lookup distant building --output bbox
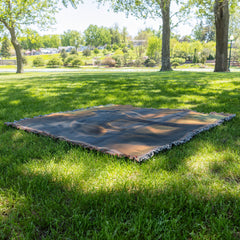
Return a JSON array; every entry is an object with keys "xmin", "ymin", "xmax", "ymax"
[
  {"xmin": 58, "ymin": 46, "xmax": 75, "ymax": 53},
  {"xmin": 39, "ymin": 48, "xmax": 58, "ymax": 54},
  {"xmin": 132, "ymin": 40, "xmax": 147, "ymax": 47},
  {"xmin": 24, "ymin": 50, "xmax": 41, "ymax": 55},
  {"xmin": 78, "ymin": 45, "xmax": 89, "ymax": 52}
]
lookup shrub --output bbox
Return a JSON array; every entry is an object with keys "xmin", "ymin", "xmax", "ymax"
[
  {"xmin": 70, "ymin": 48, "xmax": 78, "ymax": 55},
  {"xmin": 106, "ymin": 45, "xmax": 112, "ymax": 51},
  {"xmin": 112, "ymin": 55, "xmax": 123, "ymax": 67},
  {"xmin": 129, "ymin": 43, "xmax": 134, "ymax": 50},
  {"xmin": 114, "ymin": 49, "xmax": 124, "ymax": 55},
  {"xmin": 171, "ymin": 62, "xmax": 180, "ymax": 68},
  {"xmin": 122, "ymin": 47, "xmax": 128, "ymax": 53},
  {"xmin": 33, "ymin": 56, "xmax": 45, "ymax": 67},
  {"xmin": 94, "ymin": 58, "xmax": 101, "ymax": 66},
  {"xmin": 103, "ymin": 49, "xmax": 108, "ymax": 55},
  {"xmin": 60, "ymin": 49, "xmax": 68, "ymax": 60},
  {"xmin": 170, "ymin": 58, "xmax": 185, "ymax": 65},
  {"xmin": 112, "ymin": 44, "xmax": 119, "ymax": 51},
  {"xmin": 133, "ymin": 58, "xmax": 143, "ymax": 67},
  {"xmin": 82, "ymin": 49, "xmax": 91, "ymax": 57},
  {"xmin": 94, "ymin": 48, "xmax": 99, "ymax": 54},
  {"xmin": 64, "ymin": 56, "xmax": 75, "ymax": 66},
  {"xmin": 144, "ymin": 58, "xmax": 156, "ymax": 67},
  {"xmin": 123, "ymin": 53, "xmax": 130, "ymax": 67},
  {"xmin": 200, "ymin": 56, "xmax": 207, "ymax": 64},
  {"xmin": 208, "ymin": 54, "xmax": 215, "ymax": 60},
  {"xmin": 71, "ymin": 57, "xmax": 83, "ymax": 67},
  {"xmin": 102, "ymin": 57, "xmax": 116, "ymax": 67},
  {"xmin": 47, "ymin": 57, "xmax": 62, "ymax": 68}
]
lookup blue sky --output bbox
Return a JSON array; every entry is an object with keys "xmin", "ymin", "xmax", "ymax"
[{"xmin": 41, "ymin": 1, "xmax": 195, "ymax": 37}]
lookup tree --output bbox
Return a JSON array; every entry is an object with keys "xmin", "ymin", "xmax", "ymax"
[
  {"xmin": 188, "ymin": 0, "xmax": 239, "ymax": 72},
  {"xmin": 229, "ymin": 5, "xmax": 240, "ymax": 40},
  {"xmin": 96, "ymin": 0, "xmax": 177, "ymax": 71},
  {"xmin": 40, "ymin": 34, "xmax": 61, "ymax": 48},
  {"xmin": 0, "ymin": 0, "xmax": 82, "ymax": 73},
  {"xmin": 109, "ymin": 24, "xmax": 121, "ymax": 45},
  {"xmin": 121, "ymin": 27, "xmax": 129, "ymax": 44},
  {"xmin": 1, "ymin": 36, "xmax": 11, "ymax": 59},
  {"xmin": 84, "ymin": 25, "xmax": 111, "ymax": 47},
  {"xmin": 20, "ymin": 29, "xmax": 42, "ymax": 51},
  {"xmin": 193, "ymin": 21, "xmax": 215, "ymax": 42},
  {"xmin": 159, "ymin": 0, "xmax": 172, "ymax": 71},
  {"xmin": 214, "ymin": 0, "xmax": 229, "ymax": 71},
  {"xmin": 134, "ymin": 28, "xmax": 154, "ymax": 44},
  {"xmin": 61, "ymin": 30, "xmax": 83, "ymax": 49},
  {"xmin": 146, "ymin": 36, "xmax": 162, "ymax": 63},
  {"xmin": 0, "ymin": 0, "xmax": 60, "ymax": 73}
]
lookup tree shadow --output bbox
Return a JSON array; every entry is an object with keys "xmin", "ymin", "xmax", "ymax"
[
  {"xmin": 1, "ymin": 149, "xmax": 240, "ymax": 239},
  {"xmin": 0, "ymin": 71, "xmax": 240, "ymax": 239}
]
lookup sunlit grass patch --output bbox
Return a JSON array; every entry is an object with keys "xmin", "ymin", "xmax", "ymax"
[{"xmin": 0, "ymin": 71, "xmax": 239, "ymax": 239}]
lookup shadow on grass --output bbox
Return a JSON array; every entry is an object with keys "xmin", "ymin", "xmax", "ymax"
[
  {"xmin": 1, "ymin": 142, "xmax": 240, "ymax": 239},
  {"xmin": 0, "ymin": 71, "xmax": 240, "ymax": 239}
]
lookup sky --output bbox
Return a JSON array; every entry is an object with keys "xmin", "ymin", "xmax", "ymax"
[{"xmin": 40, "ymin": 1, "xmax": 195, "ymax": 37}]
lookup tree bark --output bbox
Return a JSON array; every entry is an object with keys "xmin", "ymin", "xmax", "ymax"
[
  {"xmin": 160, "ymin": 0, "xmax": 172, "ymax": 71},
  {"xmin": 9, "ymin": 27, "xmax": 24, "ymax": 73},
  {"xmin": 214, "ymin": 0, "xmax": 229, "ymax": 72}
]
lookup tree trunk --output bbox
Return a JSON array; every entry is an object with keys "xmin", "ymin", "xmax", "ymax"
[
  {"xmin": 9, "ymin": 27, "xmax": 24, "ymax": 73},
  {"xmin": 160, "ymin": 0, "xmax": 172, "ymax": 71},
  {"xmin": 214, "ymin": 0, "xmax": 229, "ymax": 72}
]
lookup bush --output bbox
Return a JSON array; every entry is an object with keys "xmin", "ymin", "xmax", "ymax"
[
  {"xmin": 133, "ymin": 58, "xmax": 143, "ymax": 67},
  {"xmin": 106, "ymin": 45, "xmax": 112, "ymax": 51},
  {"xmin": 64, "ymin": 56, "xmax": 75, "ymax": 66},
  {"xmin": 112, "ymin": 55, "xmax": 123, "ymax": 67},
  {"xmin": 144, "ymin": 58, "xmax": 156, "ymax": 67},
  {"xmin": 171, "ymin": 62, "xmax": 180, "ymax": 68},
  {"xmin": 129, "ymin": 43, "xmax": 134, "ymax": 50},
  {"xmin": 60, "ymin": 49, "xmax": 68, "ymax": 60},
  {"xmin": 71, "ymin": 57, "xmax": 83, "ymax": 67},
  {"xmin": 122, "ymin": 47, "xmax": 128, "ymax": 53},
  {"xmin": 112, "ymin": 44, "xmax": 119, "ymax": 51},
  {"xmin": 114, "ymin": 49, "xmax": 124, "ymax": 55},
  {"xmin": 33, "ymin": 56, "xmax": 45, "ymax": 67},
  {"xmin": 70, "ymin": 48, "xmax": 78, "ymax": 55},
  {"xmin": 102, "ymin": 57, "xmax": 116, "ymax": 67},
  {"xmin": 94, "ymin": 48, "xmax": 99, "ymax": 54},
  {"xmin": 200, "ymin": 56, "xmax": 207, "ymax": 64},
  {"xmin": 173, "ymin": 50, "xmax": 187, "ymax": 59},
  {"xmin": 126, "ymin": 60, "xmax": 134, "ymax": 67},
  {"xmin": 94, "ymin": 58, "xmax": 101, "ymax": 66},
  {"xmin": 103, "ymin": 49, "xmax": 108, "ymax": 55},
  {"xmin": 123, "ymin": 53, "xmax": 130, "ymax": 67},
  {"xmin": 82, "ymin": 49, "xmax": 91, "ymax": 57},
  {"xmin": 64, "ymin": 56, "xmax": 83, "ymax": 67},
  {"xmin": 170, "ymin": 58, "xmax": 185, "ymax": 65},
  {"xmin": 47, "ymin": 57, "xmax": 63, "ymax": 68}
]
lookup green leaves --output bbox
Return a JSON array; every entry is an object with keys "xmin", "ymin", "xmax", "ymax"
[
  {"xmin": 0, "ymin": 0, "xmax": 60, "ymax": 31},
  {"xmin": 84, "ymin": 25, "xmax": 111, "ymax": 47}
]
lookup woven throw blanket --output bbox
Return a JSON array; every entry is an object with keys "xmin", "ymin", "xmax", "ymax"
[{"xmin": 5, "ymin": 105, "xmax": 235, "ymax": 162}]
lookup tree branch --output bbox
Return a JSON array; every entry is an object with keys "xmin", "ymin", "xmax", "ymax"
[{"xmin": 0, "ymin": 17, "xmax": 11, "ymax": 30}]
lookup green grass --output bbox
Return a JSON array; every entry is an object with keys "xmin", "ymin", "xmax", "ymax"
[{"xmin": 0, "ymin": 71, "xmax": 239, "ymax": 239}]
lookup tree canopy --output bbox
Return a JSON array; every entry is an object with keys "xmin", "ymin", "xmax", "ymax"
[
  {"xmin": 96, "ymin": 0, "xmax": 184, "ymax": 71},
  {"xmin": 0, "ymin": 0, "xmax": 82, "ymax": 73},
  {"xmin": 61, "ymin": 30, "xmax": 83, "ymax": 49},
  {"xmin": 0, "ymin": 36, "xmax": 11, "ymax": 59},
  {"xmin": 187, "ymin": 0, "xmax": 239, "ymax": 71},
  {"xmin": 84, "ymin": 25, "xmax": 111, "ymax": 47}
]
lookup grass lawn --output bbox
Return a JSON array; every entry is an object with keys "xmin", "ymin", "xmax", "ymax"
[{"xmin": 0, "ymin": 71, "xmax": 239, "ymax": 239}]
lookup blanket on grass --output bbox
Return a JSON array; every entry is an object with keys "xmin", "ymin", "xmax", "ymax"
[{"xmin": 5, "ymin": 105, "xmax": 235, "ymax": 162}]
